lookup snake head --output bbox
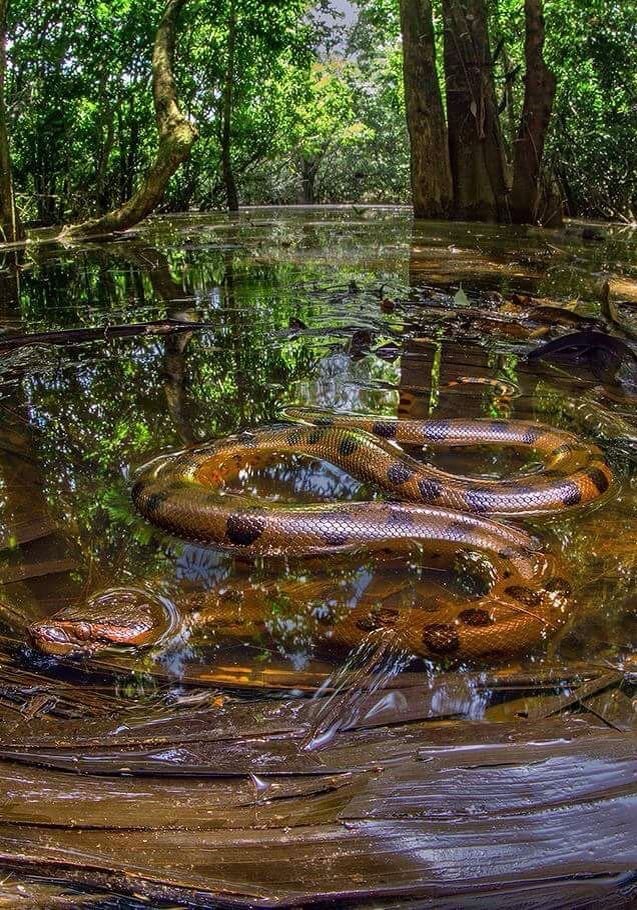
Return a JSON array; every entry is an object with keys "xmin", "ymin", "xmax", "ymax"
[
  {"xmin": 29, "ymin": 587, "xmax": 175, "ymax": 658},
  {"xmin": 29, "ymin": 618, "xmax": 105, "ymax": 657}
]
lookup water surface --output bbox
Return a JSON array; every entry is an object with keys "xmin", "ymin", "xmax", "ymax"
[{"xmin": 0, "ymin": 206, "xmax": 635, "ymax": 698}]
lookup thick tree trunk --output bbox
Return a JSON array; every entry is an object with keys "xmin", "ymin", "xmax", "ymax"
[
  {"xmin": 220, "ymin": 0, "xmax": 239, "ymax": 212},
  {"xmin": 399, "ymin": 0, "xmax": 452, "ymax": 218},
  {"xmin": 65, "ymin": 0, "xmax": 197, "ymax": 238},
  {"xmin": 510, "ymin": 0, "xmax": 557, "ymax": 224},
  {"xmin": 442, "ymin": 0, "xmax": 509, "ymax": 222},
  {"xmin": 0, "ymin": 0, "xmax": 25, "ymax": 243}
]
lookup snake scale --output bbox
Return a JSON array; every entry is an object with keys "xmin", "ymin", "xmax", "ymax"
[{"xmin": 30, "ymin": 407, "xmax": 613, "ymax": 664}]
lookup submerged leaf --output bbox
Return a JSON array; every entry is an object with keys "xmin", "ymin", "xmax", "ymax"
[{"xmin": 454, "ymin": 286, "xmax": 470, "ymax": 307}]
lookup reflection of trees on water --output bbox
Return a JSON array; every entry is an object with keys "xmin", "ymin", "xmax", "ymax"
[
  {"xmin": 256, "ymin": 457, "xmax": 363, "ymax": 502},
  {"xmin": 397, "ymin": 222, "xmax": 637, "ymax": 668},
  {"xmin": 0, "ymin": 215, "xmax": 633, "ymax": 675},
  {"xmin": 175, "ymin": 546, "xmax": 230, "ymax": 589},
  {"xmin": 0, "ymin": 270, "xmax": 79, "ymax": 631},
  {"xmin": 0, "ymin": 237, "xmax": 350, "ymax": 635}
]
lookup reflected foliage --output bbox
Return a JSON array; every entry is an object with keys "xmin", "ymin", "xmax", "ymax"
[{"xmin": 0, "ymin": 208, "xmax": 634, "ymax": 685}]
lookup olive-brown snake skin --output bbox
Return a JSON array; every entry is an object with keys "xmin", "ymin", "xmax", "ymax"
[{"xmin": 30, "ymin": 407, "xmax": 613, "ymax": 664}]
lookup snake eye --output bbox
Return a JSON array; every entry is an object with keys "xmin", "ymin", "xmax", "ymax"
[{"xmin": 73, "ymin": 622, "xmax": 92, "ymax": 641}]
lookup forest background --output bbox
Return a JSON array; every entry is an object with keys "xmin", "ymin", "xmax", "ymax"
[{"xmin": 0, "ymin": 0, "xmax": 635, "ymax": 241}]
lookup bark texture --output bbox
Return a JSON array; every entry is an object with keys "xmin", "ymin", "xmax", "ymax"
[
  {"xmin": 442, "ymin": 0, "xmax": 509, "ymax": 221},
  {"xmin": 399, "ymin": 0, "xmax": 452, "ymax": 218},
  {"xmin": 300, "ymin": 155, "xmax": 320, "ymax": 204},
  {"xmin": 510, "ymin": 0, "xmax": 557, "ymax": 224},
  {"xmin": 66, "ymin": 0, "xmax": 197, "ymax": 238},
  {"xmin": 0, "ymin": 0, "xmax": 24, "ymax": 243}
]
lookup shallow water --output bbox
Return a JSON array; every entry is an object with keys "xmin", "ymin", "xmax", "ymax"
[{"xmin": 0, "ymin": 206, "xmax": 635, "ymax": 698}]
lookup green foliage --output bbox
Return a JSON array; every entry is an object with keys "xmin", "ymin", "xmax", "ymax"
[
  {"xmin": 492, "ymin": 0, "xmax": 637, "ymax": 219},
  {"xmin": 2, "ymin": 0, "xmax": 636, "ymax": 221},
  {"xmin": 545, "ymin": 0, "xmax": 637, "ymax": 219}
]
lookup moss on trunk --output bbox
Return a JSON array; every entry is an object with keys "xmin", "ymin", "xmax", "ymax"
[{"xmin": 65, "ymin": 0, "xmax": 197, "ymax": 239}]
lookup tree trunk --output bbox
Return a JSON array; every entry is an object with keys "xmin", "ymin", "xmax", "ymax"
[
  {"xmin": 399, "ymin": 0, "xmax": 452, "ymax": 218},
  {"xmin": 510, "ymin": 0, "xmax": 557, "ymax": 224},
  {"xmin": 500, "ymin": 47, "xmax": 519, "ymax": 162},
  {"xmin": 442, "ymin": 0, "xmax": 509, "ymax": 222},
  {"xmin": 220, "ymin": 0, "xmax": 239, "ymax": 212},
  {"xmin": 94, "ymin": 75, "xmax": 116, "ymax": 214},
  {"xmin": 300, "ymin": 156, "xmax": 319, "ymax": 204},
  {"xmin": 65, "ymin": 0, "xmax": 197, "ymax": 238},
  {"xmin": 0, "ymin": 0, "xmax": 25, "ymax": 243}
]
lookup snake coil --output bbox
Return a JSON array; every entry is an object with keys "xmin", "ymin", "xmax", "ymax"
[{"xmin": 31, "ymin": 408, "xmax": 612, "ymax": 662}]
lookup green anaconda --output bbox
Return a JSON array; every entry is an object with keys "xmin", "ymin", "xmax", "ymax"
[{"xmin": 30, "ymin": 408, "xmax": 613, "ymax": 663}]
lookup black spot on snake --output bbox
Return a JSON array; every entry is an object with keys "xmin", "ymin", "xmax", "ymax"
[
  {"xmin": 464, "ymin": 489, "xmax": 492, "ymax": 513},
  {"xmin": 226, "ymin": 512, "xmax": 265, "ymax": 546},
  {"xmin": 372, "ymin": 421, "xmax": 397, "ymax": 439},
  {"xmin": 421, "ymin": 420, "xmax": 451, "ymax": 442},
  {"xmin": 313, "ymin": 416, "xmax": 334, "ymax": 427},
  {"xmin": 422, "ymin": 623, "xmax": 460, "ymax": 654},
  {"xmin": 446, "ymin": 522, "xmax": 470, "ymax": 542},
  {"xmin": 505, "ymin": 585, "xmax": 544, "ymax": 608},
  {"xmin": 544, "ymin": 576, "xmax": 572, "ymax": 597},
  {"xmin": 387, "ymin": 462, "xmax": 415, "ymax": 486},
  {"xmin": 220, "ymin": 588, "xmax": 243, "ymax": 604},
  {"xmin": 511, "ymin": 485, "xmax": 534, "ymax": 498},
  {"xmin": 522, "ymin": 426, "xmax": 544, "ymax": 445},
  {"xmin": 374, "ymin": 607, "xmax": 400, "ymax": 627},
  {"xmin": 458, "ymin": 608, "xmax": 492, "ymax": 627},
  {"xmin": 285, "ymin": 429, "xmax": 303, "ymax": 445},
  {"xmin": 307, "ymin": 429, "xmax": 325, "ymax": 445},
  {"xmin": 588, "ymin": 467, "xmax": 610, "ymax": 495},
  {"xmin": 561, "ymin": 481, "xmax": 582, "ymax": 506},
  {"xmin": 417, "ymin": 478, "xmax": 442, "ymax": 502},
  {"xmin": 338, "ymin": 436, "xmax": 359, "ymax": 457},
  {"xmin": 385, "ymin": 508, "xmax": 414, "ymax": 527},
  {"xmin": 356, "ymin": 607, "xmax": 400, "ymax": 632},
  {"xmin": 356, "ymin": 615, "xmax": 377, "ymax": 633},
  {"xmin": 142, "ymin": 491, "xmax": 169, "ymax": 515}
]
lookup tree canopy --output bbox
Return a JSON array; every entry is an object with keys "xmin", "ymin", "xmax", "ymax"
[{"xmin": 0, "ymin": 0, "xmax": 635, "ymax": 237}]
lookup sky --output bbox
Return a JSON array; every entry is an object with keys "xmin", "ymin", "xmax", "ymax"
[
  {"xmin": 331, "ymin": 0, "xmax": 357, "ymax": 24},
  {"xmin": 314, "ymin": 0, "xmax": 358, "ymax": 54}
]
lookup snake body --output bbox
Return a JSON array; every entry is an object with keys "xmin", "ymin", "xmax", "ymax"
[{"xmin": 30, "ymin": 409, "xmax": 612, "ymax": 664}]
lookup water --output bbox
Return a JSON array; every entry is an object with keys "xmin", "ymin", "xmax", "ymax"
[{"xmin": 0, "ymin": 206, "xmax": 635, "ymax": 700}]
